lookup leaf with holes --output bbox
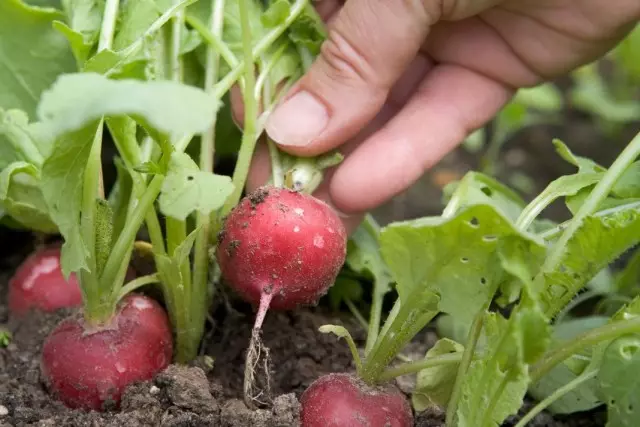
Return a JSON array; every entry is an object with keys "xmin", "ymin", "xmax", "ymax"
[
  {"xmin": 442, "ymin": 172, "xmax": 526, "ymax": 223},
  {"xmin": 535, "ymin": 201, "xmax": 640, "ymax": 318},
  {"xmin": 380, "ymin": 204, "xmax": 544, "ymax": 323},
  {"xmin": 598, "ymin": 335, "xmax": 640, "ymax": 427}
]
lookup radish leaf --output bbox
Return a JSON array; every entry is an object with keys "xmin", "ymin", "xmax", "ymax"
[
  {"xmin": 159, "ymin": 152, "xmax": 234, "ymax": 221},
  {"xmin": 412, "ymin": 338, "xmax": 464, "ymax": 411},
  {"xmin": 536, "ymin": 202, "xmax": 640, "ymax": 318},
  {"xmin": 380, "ymin": 204, "xmax": 544, "ymax": 323},
  {"xmin": 0, "ymin": 0, "xmax": 76, "ymax": 118},
  {"xmin": 598, "ymin": 335, "xmax": 640, "ymax": 427}
]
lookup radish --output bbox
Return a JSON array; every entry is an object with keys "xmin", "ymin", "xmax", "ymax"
[
  {"xmin": 300, "ymin": 373, "xmax": 414, "ymax": 427},
  {"xmin": 41, "ymin": 293, "xmax": 172, "ymax": 410},
  {"xmin": 8, "ymin": 245, "xmax": 82, "ymax": 316},
  {"xmin": 216, "ymin": 186, "xmax": 347, "ymax": 311},
  {"xmin": 216, "ymin": 186, "xmax": 347, "ymax": 406}
]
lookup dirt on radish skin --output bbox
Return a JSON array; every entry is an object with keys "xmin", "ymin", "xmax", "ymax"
[
  {"xmin": 300, "ymin": 373, "xmax": 414, "ymax": 427},
  {"xmin": 8, "ymin": 245, "xmax": 82, "ymax": 316},
  {"xmin": 40, "ymin": 293, "xmax": 173, "ymax": 411},
  {"xmin": 216, "ymin": 186, "xmax": 348, "ymax": 310}
]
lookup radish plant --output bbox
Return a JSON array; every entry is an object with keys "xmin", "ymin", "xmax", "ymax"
[{"xmin": 310, "ymin": 133, "xmax": 640, "ymax": 426}]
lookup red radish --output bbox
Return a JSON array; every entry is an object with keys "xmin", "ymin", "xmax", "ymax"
[
  {"xmin": 216, "ymin": 186, "xmax": 347, "ymax": 312},
  {"xmin": 300, "ymin": 373, "xmax": 414, "ymax": 427},
  {"xmin": 216, "ymin": 186, "xmax": 347, "ymax": 406},
  {"xmin": 41, "ymin": 293, "xmax": 172, "ymax": 411},
  {"xmin": 8, "ymin": 245, "xmax": 82, "ymax": 316}
]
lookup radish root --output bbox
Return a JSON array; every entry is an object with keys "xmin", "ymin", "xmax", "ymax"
[{"xmin": 243, "ymin": 291, "xmax": 274, "ymax": 409}]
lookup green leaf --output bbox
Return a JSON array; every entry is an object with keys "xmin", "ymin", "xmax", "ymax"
[
  {"xmin": 0, "ymin": 161, "xmax": 57, "ymax": 233},
  {"xmin": 598, "ymin": 335, "xmax": 640, "ymax": 427},
  {"xmin": 0, "ymin": 0, "xmax": 76, "ymax": 118},
  {"xmin": 457, "ymin": 304, "xmax": 551, "ymax": 427},
  {"xmin": 113, "ymin": 0, "xmax": 159, "ymax": 50},
  {"xmin": 37, "ymin": 73, "xmax": 218, "ymax": 143},
  {"xmin": 94, "ymin": 198, "xmax": 113, "ymax": 278},
  {"xmin": 443, "ymin": 172, "xmax": 526, "ymax": 223},
  {"xmin": 380, "ymin": 204, "xmax": 544, "ymax": 324},
  {"xmin": 0, "ymin": 329, "xmax": 11, "ymax": 348},
  {"xmin": 328, "ymin": 277, "xmax": 363, "ymax": 311},
  {"xmin": 612, "ymin": 162, "xmax": 640, "ymax": 199},
  {"xmin": 61, "ymin": 0, "xmax": 104, "ymax": 46},
  {"xmin": 0, "ymin": 108, "xmax": 50, "ymax": 169},
  {"xmin": 412, "ymin": 338, "xmax": 464, "ymax": 411},
  {"xmin": 107, "ymin": 157, "xmax": 133, "ymax": 242},
  {"xmin": 615, "ymin": 248, "xmax": 640, "ymax": 296},
  {"xmin": 346, "ymin": 218, "xmax": 394, "ymax": 299},
  {"xmin": 159, "ymin": 152, "xmax": 234, "ymax": 221},
  {"xmin": 262, "ymin": 0, "xmax": 290, "ymax": 27},
  {"xmin": 536, "ymin": 202, "xmax": 640, "ymax": 318},
  {"xmin": 41, "ymin": 121, "xmax": 99, "ymax": 276},
  {"xmin": 553, "ymin": 139, "xmax": 605, "ymax": 173},
  {"xmin": 528, "ymin": 316, "xmax": 608, "ymax": 415}
]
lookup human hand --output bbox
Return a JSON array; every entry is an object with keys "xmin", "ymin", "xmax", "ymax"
[{"xmin": 239, "ymin": 0, "xmax": 640, "ymax": 233}]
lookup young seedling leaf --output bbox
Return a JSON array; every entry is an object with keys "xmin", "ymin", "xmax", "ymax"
[
  {"xmin": 37, "ymin": 73, "xmax": 218, "ymax": 143},
  {"xmin": 0, "ymin": 0, "xmax": 76, "ymax": 119},
  {"xmin": 61, "ymin": 0, "xmax": 104, "ymax": 46},
  {"xmin": 380, "ymin": 204, "xmax": 544, "ymax": 324},
  {"xmin": 412, "ymin": 338, "xmax": 464, "ymax": 412},
  {"xmin": 536, "ymin": 201, "xmax": 640, "ymax": 318},
  {"xmin": 598, "ymin": 335, "xmax": 640, "ymax": 427},
  {"xmin": 159, "ymin": 152, "xmax": 235, "ymax": 221},
  {"xmin": 0, "ymin": 328, "xmax": 11, "ymax": 348}
]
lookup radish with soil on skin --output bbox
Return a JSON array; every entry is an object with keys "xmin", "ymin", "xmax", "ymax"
[
  {"xmin": 8, "ymin": 245, "xmax": 82, "ymax": 316},
  {"xmin": 216, "ymin": 185, "xmax": 348, "ymax": 406},
  {"xmin": 300, "ymin": 373, "xmax": 413, "ymax": 427},
  {"xmin": 41, "ymin": 293, "xmax": 172, "ymax": 410}
]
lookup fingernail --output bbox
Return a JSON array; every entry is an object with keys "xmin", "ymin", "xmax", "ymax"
[{"xmin": 266, "ymin": 91, "xmax": 328, "ymax": 147}]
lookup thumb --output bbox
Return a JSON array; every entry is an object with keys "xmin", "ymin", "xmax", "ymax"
[{"xmin": 265, "ymin": 0, "xmax": 440, "ymax": 156}]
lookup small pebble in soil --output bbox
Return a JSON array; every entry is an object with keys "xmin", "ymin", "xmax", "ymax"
[{"xmin": 0, "ymin": 404, "xmax": 8, "ymax": 416}]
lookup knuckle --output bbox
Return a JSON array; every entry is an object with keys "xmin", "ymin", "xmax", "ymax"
[{"xmin": 320, "ymin": 26, "xmax": 382, "ymax": 88}]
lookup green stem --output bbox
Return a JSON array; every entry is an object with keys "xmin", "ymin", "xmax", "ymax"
[
  {"xmin": 191, "ymin": 0, "xmax": 225, "ymax": 357},
  {"xmin": 220, "ymin": 0, "xmax": 259, "ymax": 216},
  {"xmin": 541, "ymin": 131, "xmax": 640, "ymax": 277},
  {"xmin": 377, "ymin": 352, "xmax": 464, "ymax": 383},
  {"xmin": 514, "ymin": 370, "xmax": 597, "ymax": 427},
  {"xmin": 116, "ymin": 273, "xmax": 160, "ymax": 301},
  {"xmin": 184, "ymin": 14, "xmax": 238, "ymax": 70},
  {"xmin": 345, "ymin": 298, "xmax": 369, "ymax": 331},
  {"xmin": 210, "ymin": 0, "xmax": 310, "ymax": 100},
  {"xmin": 101, "ymin": 175, "xmax": 165, "ymax": 291},
  {"xmin": 363, "ymin": 215, "xmax": 384, "ymax": 356},
  {"xmin": 80, "ymin": 123, "xmax": 107, "ymax": 324},
  {"xmin": 98, "ymin": 0, "xmax": 119, "ymax": 51},
  {"xmin": 530, "ymin": 315, "xmax": 640, "ymax": 383},
  {"xmin": 361, "ymin": 295, "xmax": 439, "ymax": 385},
  {"xmin": 445, "ymin": 309, "xmax": 486, "ymax": 427}
]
